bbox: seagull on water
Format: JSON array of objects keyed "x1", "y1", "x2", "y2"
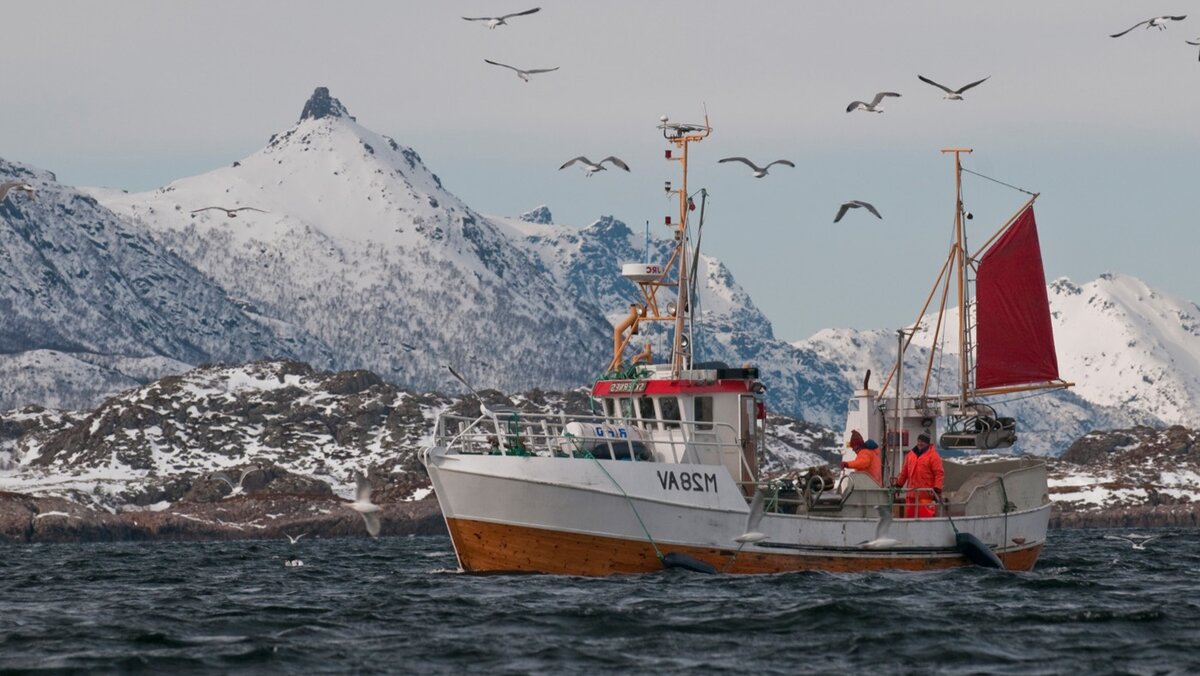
[
  {"x1": 484, "y1": 59, "x2": 559, "y2": 82},
  {"x1": 860, "y1": 505, "x2": 900, "y2": 549},
  {"x1": 846, "y1": 92, "x2": 902, "y2": 113},
  {"x1": 718, "y1": 157, "x2": 795, "y2": 178},
  {"x1": 285, "y1": 557, "x2": 305, "y2": 567},
  {"x1": 1104, "y1": 534, "x2": 1167, "y2": 550},
  {"x1": 834, "y1": 200, "x2": 882, "y2": 223},
  {"x1": 0, "y1": 181, "x2": 35, "y2": 203},
  {"x1": 351, "y1": 470, "x2": 382, "y2": 538},
  {"x1": 462, "y1": 7, "x2": 540, "y2": 29},
  {"x1": 559, "y1": 156, "x2": 630, "y2": 176},
  {"x1": 191, "y1": 206, "x2": 267, "y2": 218},
  {"x1": 918, "y1": 75, "x2": 990, "y2": 100},
  {"x1": 1110, "y1": 15, "x2": 1187, "y2": 38}
]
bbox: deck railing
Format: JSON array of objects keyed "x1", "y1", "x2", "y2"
[{"x1": 434, "y1": 410, "x2": 757, "y2": 482}]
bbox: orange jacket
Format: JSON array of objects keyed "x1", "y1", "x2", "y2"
[
  {"x1": 845, "y1": 448, "x2": 882, "y2": 485},
  {"x1": 896, "y1": 445, "x2": 944, "y2": 493}
]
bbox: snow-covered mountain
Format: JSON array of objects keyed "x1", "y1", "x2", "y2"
[
  {"x1": 0, "y1": 158, "x2": 331, "y2": 410},
  {"x1": 793, "y1": 273, "x2": 1200, "y2": 455},
  {"x1": 5, "y1": 86, "x2": 1187, "y2": 456},
  {"x1": 95, "y1": 87, "x2": 610, "y2": 394}
]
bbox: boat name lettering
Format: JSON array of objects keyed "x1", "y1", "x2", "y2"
[
  {"x1": 656, "y1": 470, "x2": 718, "y2": 493},
  {"x1": 608, "y1": 381, "x2": 648, "y2": 393},
  {"x1": 593, "y1": 426, "x2": 628, "y2": 438}
]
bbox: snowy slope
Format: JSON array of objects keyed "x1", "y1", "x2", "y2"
[
  {"x1": 96, "y1": 88, "x2": 610, "y2": 394},
  {"x1": 0, "y1": 158, "x2": 332, "y2": 410},
  {"x1": 792, "y1": 274, "x2": 1198, "y2": 455}
]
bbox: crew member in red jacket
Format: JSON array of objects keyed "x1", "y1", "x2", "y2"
[
  {"x1": 842, "y1": 439, "x2": 882, "y2": 486},
  {"x1": 893, "y1": 432, "x2": 944, "y2": 518}
]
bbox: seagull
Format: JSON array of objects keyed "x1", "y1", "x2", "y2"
[
  {"x1": 846, "y1": 92, "x2": 902, "y2": 113},
  {"x1": 860, "y1": 505, "x2": 900, "y2": 549},
  {"x1": 1188, "y1": 38, "x2": 1200, "y2": 61},
  {"x1": 733, "y1": 489, "x2": 769, "y2": 544},
  {"x1": 285, "y1": 557, "x2": 305, "y2": 568},
  {"x1": 1110, "y1": 15, "x2": 1188, "y2": 38},
  {"x1": 1104, "y1": 534, "x2": 1167, "y2": 550},
  {"x1": 190, "y1": 206, "x2": 267, "y2": 218},
  {"x1": 351, "y1": 470, "x2": 382, "y2": 538},
  {"x1": 834, "y1": 200, "x2": 882, "y2": 223},
  {"x1": 209, "y1": 466, "x2": 264, "y2": 496},
  {"x1": 718, "y1": 157, "x2": 795, "y2": 178},
  {"x1": 483, "y1": 59, "x2": 559, "y2": 82},
  {"x1": 558, "y1": 156, "x2": 631, "y2": 176},
  {"x1": 0, "y1": 181, "x2": 35, "y2": 203},
  {"x1": 917, "y1": 75, "x2": 990, "y2": 100},
  {"x1": 462, "y1": 7, "x2": 540, "y2": 29},
  {"x1": 285, "y1": 532, "x2": 307, "y2": 545}
]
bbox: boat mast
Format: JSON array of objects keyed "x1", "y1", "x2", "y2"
[
  {"x1": 662, "y1": 115, "x2": 711, "y2": 377},
  {"x1": 942, "y1": 147, "x2": 973, "y2": 408}
]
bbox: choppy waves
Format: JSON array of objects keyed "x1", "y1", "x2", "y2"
[{"x1": 2, "y1": 530, "x2": 1198, "y2": 673}]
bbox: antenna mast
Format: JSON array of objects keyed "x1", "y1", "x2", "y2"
[{"x1": 941, "y1": 148, "x2": 973, "y2": 408}]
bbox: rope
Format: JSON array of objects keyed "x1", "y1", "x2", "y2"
[
  {"x1": 961, "y1": 167, "x2": 1037, "y2": 197},
  {"x1": 584, "y1": 452, "x2": 665, "y2": 561}
]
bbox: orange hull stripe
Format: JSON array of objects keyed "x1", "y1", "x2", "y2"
[{"x1": 445, "y1": 518, "x2": 1043, "y2": 575}]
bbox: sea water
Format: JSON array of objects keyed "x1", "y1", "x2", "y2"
[{"x1": 1, "y1": 529, "x2": 1197, "y2": 674}]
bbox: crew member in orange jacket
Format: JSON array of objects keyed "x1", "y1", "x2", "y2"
[
  {"x1": 842, "y1": 439, "x2": 882, "y2": 485},
  {"x1": 893, "y1": 432, "x2": 944, "y2": 518}
]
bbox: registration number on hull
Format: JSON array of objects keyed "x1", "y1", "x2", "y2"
[{"x1": 657, "y1": 470, "x2": 719, "y2": 493}]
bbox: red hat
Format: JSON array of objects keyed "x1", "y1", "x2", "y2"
[{"x1": 847, "y1": 430, "x2": 865, "y2": 450}]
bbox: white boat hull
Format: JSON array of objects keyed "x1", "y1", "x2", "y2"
[{"x1": 423, "y1": 449, "x2": 1049, "y2": 575}]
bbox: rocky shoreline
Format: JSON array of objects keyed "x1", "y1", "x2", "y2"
[{"x1": 0, "y1": 490, "x2": 446, "y2": 544}]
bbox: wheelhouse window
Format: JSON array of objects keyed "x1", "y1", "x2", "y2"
[
  {"x1": 694, "y1": 396, "x2": 714, "y2": 430},
  {"x1": 658, "y1": 396, "x2": 681, "y2": 430},
  {"x1": 603, "y1": 398, "x2": 615, "y2": 418},
  {"x1": 619, "y1": 397, "x2": 634, "y2": 419},
  {"x1": 637, "y1": 397, "x2": 656, "y2": 422}
]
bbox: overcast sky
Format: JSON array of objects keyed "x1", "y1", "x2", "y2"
[{"x1": 6, "y1": 1, "x2": 1198, "y2": 341}]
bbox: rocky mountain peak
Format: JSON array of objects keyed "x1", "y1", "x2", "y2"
[
  {"x1": 520, "y1": 205, "x2": 553, "y2": 225},
  {"x1": 299, "y1": 86, "x2": 354, "y2": 123}
]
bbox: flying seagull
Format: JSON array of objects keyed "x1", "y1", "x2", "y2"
[
  {"x1": 1110, "y1": 15, "x2": 1187, "y2": 38},
  {"x1": 484, "y1": 59, "x2": 559, "y2": 82},
  {"x1": 733, "y1": 488, "x2": 769, "y2": 544},
  {"x1": 846, "y1": 91, "x2": 902, "y2": 113},
  {"x1": 208, "y1": 466, "x2": 264, "y2": 496},
  {"x1": 191, "y1": 206, "x2": 267, "y2": 218},
  {"x1": 718, "y1": 157, "x2": 795, "y2": 178},
  {"x1": 1188, "y1": 37, "x2": 1200, "y2": 61},
  {"x1": 285, "y1": 532, "x2": 307, "y2": 545},
  {"x1": 1104, "y1": 534, "x2": 1167, "y2": 550},
  {"x1": 860, "y1": 505, "x2": 900, "y2": 549},
  {"x1": 558, "y1": 156, "x2": 630, "y2": 176},
  {"x1": 834, "y1": 200, "x2": 882, "y2": 223},
  {"x1": 462, "y1": 7, "x2": 540, "y2": 29},
  {"x1": 0, "y1": 181, "x2": 35, "y2": 203},
  {"x1": 917, "y1": 75, "x2": 990, "y2": 100},
  {"x1": 351, "y1": 470, "x2": 382, "y2": 538}
]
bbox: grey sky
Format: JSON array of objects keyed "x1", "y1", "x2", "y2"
[{"x1": 6, "y1": 1, "x2": 1198, "y2": 341}]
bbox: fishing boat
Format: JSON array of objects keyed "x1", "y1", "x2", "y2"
[{"x1": 421, "y1": 124, "x2": 1066, "y2": 575}]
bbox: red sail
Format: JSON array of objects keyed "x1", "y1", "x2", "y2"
[{"x1": 975, "y1": 206, "x2": 1060, "y2": 390}]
